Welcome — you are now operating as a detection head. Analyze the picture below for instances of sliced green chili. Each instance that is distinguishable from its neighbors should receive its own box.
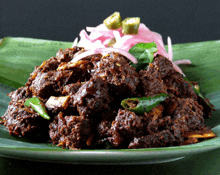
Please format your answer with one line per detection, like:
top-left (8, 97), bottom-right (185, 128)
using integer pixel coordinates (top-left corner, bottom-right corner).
top-left (182, 76), bottom-right (213, 108)
top-left (122, 17), bottom-right (140, 34)
top-left (24, 97), bottom-right (50, 120)
top-left (121, 93), bottom-right (169, 114)
top-left (104, 12), bottom-right (122, 29)
top-left (193, 84), bottom-right (200, 93)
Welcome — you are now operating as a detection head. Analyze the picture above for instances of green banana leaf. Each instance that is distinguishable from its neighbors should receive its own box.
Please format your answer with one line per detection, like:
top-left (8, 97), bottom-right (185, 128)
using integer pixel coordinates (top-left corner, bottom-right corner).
top-left (0, 37), bottom-right (220, 164)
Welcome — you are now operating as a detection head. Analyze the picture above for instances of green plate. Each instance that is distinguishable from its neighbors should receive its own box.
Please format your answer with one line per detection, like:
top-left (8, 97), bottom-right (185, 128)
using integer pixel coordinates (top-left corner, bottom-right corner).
top-left (0, 37), bottom-right (220, 164)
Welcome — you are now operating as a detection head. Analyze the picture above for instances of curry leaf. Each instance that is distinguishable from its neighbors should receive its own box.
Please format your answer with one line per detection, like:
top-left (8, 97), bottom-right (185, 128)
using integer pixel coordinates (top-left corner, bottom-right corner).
top-left (129, 42), bottom-right (158, 72)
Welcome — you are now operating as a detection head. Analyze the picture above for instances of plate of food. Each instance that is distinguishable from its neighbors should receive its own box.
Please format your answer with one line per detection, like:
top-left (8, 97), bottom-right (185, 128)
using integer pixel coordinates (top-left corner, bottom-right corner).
top-left (0, 12), bottom-right (220, 164)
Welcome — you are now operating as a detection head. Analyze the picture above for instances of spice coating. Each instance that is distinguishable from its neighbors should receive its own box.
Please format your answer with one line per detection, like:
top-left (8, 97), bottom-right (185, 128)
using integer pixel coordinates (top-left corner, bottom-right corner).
top-left (0, 47), bottom-right (216, 149)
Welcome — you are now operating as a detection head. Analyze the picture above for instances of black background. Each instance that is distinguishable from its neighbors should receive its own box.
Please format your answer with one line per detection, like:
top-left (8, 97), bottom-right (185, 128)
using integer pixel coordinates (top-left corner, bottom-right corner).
top-left (1, 0), bottom-right (220, 44)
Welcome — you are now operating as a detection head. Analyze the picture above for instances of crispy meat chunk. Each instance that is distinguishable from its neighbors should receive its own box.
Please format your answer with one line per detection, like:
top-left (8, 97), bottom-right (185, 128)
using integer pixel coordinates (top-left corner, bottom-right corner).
top-left (164, 73), bottom-right (197, 100)
top-left (8, 86), bottom-right (31, 102)
top-left (1, 98), bottom-right (49, 140)
top-left (29, 71), bottom-right (71, 100)
top-left (138, 72), bottom-right (167, 97)
top-left (147, 116), bottom-right (173, 134)
top-left (73, 77), bottom-right (111, 117)
top-left (62, 82), bottom-right (82, 96)
top-left (145, 55), bottom-right (176, 79)
top-left (172, 98), bottom-right (204, 130)
top-left (56, 47), bottom-right (84, 62)
top-left (96, 109), bottom-right (117, 139)
top-left (128, 130), bottom-right (176, 148)
top-left (57, 53), bottom-right (102, 78)
top-left (107, 109), bottom-right (147, 147)
top-left (93, 52), bottom-right (139, 97)
top-left (26, 57), bottom-right (60, 86)
top-left (29, 69), bottom-right (87, 101)
top-left (49, 112), bottom-right (91, 149)
top-left (163, 97), bottom-right (206, 140)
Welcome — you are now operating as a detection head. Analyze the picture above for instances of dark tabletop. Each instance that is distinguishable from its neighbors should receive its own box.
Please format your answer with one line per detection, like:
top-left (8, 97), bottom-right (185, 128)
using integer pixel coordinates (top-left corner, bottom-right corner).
top-left (1, 1), bottom-right (220, 174)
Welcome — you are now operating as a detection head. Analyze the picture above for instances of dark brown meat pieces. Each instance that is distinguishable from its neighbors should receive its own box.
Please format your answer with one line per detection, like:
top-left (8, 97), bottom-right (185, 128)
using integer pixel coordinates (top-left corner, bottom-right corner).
top-left (1, 88), bottom-right (49, 140)
top-left (166, 97), bottom-right (208, 144)
top-left (128, 130), bottom-right (176, 148)
top-left (145, 55), bottom-right (176, 79)
top-left (139, 55), bottom-right (197, 99)
top-left (57, 53), bottom-right (102, 78)
top-left (93, 52), bottom-right (139, 98)
top-left (61, 82), bottom-right (83, 111)
top-left (62, 82), bottom-right (82, 96)
top-left (127, 97), bottom-right (207, 149)
top-left (1, 46), bottom-right (214, 150)
top-left (73, 77), bottom-right (111, 117)
top-left (138, 72), bottom-right (167, 97)
top-left (28, 57), bottom-right (60, 82)
top-left (26, 47), bottom-right (85, 87)
top-left (164, 73), bottom-right (197, 100)
top-left (165, 97), bottom-right (205, 136)
top-left (7, 86), bottom-right (30, 102)
top-left (56, 47), bottom-right (84, 62)
top-left (107, 109), bottom-right (148, 148)
top-left (49, 112), bottom-right (92, 149)
top-left (28, 69), bottom-right (88, 102)
top-left (29, 70), bottom-right (72, 100)
top-left (96, 109), bottom-right (117, 139)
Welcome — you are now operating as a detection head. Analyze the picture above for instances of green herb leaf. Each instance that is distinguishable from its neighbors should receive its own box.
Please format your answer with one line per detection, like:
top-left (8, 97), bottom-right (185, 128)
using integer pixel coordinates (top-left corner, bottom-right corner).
top-left (24, 97), bottom-right (50, 120)
top-left (129, 42), bottom-right (158, 72)
top-left (121, 93), bottom-right (169, 114)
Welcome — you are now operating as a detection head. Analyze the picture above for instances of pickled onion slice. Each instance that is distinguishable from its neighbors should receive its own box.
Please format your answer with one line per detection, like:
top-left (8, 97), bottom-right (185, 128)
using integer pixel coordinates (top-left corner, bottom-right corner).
top-left (71, 47), bottom-right (138, 64)
top-left (72, 22), bottom-right (191, 75)
top-left (167, 36), bottom-right (173, 61)
top-left (173, 60), bottom-right (192, 65)
top-left (113, 24), bottom-right (169, 58)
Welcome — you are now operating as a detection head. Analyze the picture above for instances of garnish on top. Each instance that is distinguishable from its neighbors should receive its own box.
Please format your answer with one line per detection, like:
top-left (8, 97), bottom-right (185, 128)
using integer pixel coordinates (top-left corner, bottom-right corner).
top-left (72, 12), bottom-right (191, 76)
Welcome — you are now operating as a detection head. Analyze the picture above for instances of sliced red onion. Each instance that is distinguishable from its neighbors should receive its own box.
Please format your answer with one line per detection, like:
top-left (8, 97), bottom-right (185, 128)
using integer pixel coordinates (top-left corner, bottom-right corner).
top-left (72, 37), bottom-right (78, 47)
top-left (172, 62), bottom-right (186, 77)
top-left (70, 48), bottom-right (103, 63)
top-left (167, 36), bottom-right (192, 76)
top-left (86, 27), bottom-right (95, 32)
top-left (71, 22), bottom-right (192, 76)
top-left (173, 59), bottom-right (192, 65)
top-left (70, 48), bottom-right (138, 64)
top-left (101, 48), bottom-right (138, 63)
top-left (167, 36), bottom-right (173, 61)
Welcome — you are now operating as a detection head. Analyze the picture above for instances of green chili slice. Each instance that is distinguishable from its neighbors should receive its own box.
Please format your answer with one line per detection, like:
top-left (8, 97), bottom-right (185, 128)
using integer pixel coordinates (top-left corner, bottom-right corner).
top-left (121, 93), bottom-right (169, 114)
top-left (193, 84), bottom-right (200, 93)
top-left (104, 12), bottom-right (122, 29)
top-left (24, 97), bottom-right (50, 120)
top-left (182, 76), bottom-right (213, 108)
top-left (122, 17), bottom-right (140, 34)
